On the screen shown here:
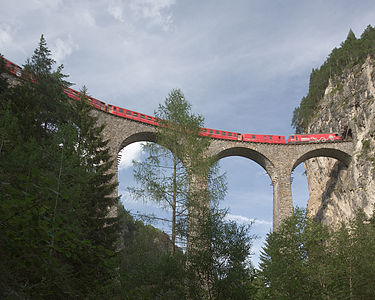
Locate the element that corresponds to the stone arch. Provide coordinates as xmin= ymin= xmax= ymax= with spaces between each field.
xmin=291 ymin=147 xmax=352 ymax=172
xmin=118 ymin=131 xmax=157 ymax=153
xmin=213 ymin=146 xmax=276 ymax=180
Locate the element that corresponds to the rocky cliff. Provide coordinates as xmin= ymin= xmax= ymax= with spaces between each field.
xmin=305 ymin=56 xmax=375 ymax=226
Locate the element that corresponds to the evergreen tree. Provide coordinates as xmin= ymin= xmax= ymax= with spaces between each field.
xmin=0 ymin=36 xmax=119 ymax=298
xmin=257 ymin=208 xmax=375 ymax=299
xmin=292 ymin=25 xmax=375 ymax=133
xmin=259 ymin=208 xmax=311 ymax=299
xmin=186 ymin=205 xmax=256 ymax=299
xmin=328 ymin=210 xmax=375 ymax=299
xmin=119 ymin=204 xmax=186 ymax=299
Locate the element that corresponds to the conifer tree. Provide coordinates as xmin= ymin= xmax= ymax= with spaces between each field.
xmin=258 ymin=208 xmax=311 ymax=299
xmin=292 ymin=25 xmax=375 ymax=133
xmin=0 ymin=36 xmax=119 ymax=298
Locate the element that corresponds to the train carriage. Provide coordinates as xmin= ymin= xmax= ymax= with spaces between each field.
xmin=287 ymin=133 xmax=342 ymax=143
xmin=2 ymin=56 xmax=345 ymax=146
xmin=242 ymin=134 xmax=286 ymax=144
xmin=200 ymin=128 xmax=242 ymax=141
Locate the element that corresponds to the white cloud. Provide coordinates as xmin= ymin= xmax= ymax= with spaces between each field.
xmin=52 ymin=35 xmax=78 ymax=63
xmin=0 ymin=24 xmax=12 ymax=49
xmin=81 ymin=10 xmax=96 ymax=27
xmin=129 ymin=0 xmax=176 ymax=31
xmin=32 ymin=0 xmax=62 ymax=10
xmin=107 ymin=0 xmax=125 ymax=22
xmin=226 ymin=213 xmax=272 ymax=226
xmin=118 ymin=142 xmax=145 ymax=171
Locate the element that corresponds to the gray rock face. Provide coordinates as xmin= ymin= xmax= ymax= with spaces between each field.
xmin=305 ymin=56 xmax=375 ymax=226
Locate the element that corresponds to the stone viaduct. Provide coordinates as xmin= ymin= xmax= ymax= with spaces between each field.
xmin=1 ymin=61 xmax=354 ymax=229
xmin=94 ymin=110 xmax=354 ymax=230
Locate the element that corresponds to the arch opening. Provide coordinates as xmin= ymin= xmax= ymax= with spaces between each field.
xmin=215 ymin=154 xmax=274 ymax=267
xmin=118 ymin=139 xmax=189 ymax=250
xmin=291 ymin=163 xmax=310 ymax=210
xmin=291 ymin=148 xmax=351 ymax=172
xmin=214 ymin=147 xmax=275 ymax=180
xmin=118 ymin=131 xmax=157 ymax=153
xmin=291 ymin=153 xmax=349 ymax=221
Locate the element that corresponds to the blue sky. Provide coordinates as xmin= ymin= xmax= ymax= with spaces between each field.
xmin=2 ymin=0 xmax=375 ymax=266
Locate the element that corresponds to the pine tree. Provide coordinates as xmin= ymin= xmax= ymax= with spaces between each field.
xmin=0 ymin=36 xmax=120 ymax=298
xmin=291 ymin=25 xmax=375 ymax=133
xmin=258 ymin=208 xmax=311 ymax=299
xmin=186 ymin=205 xmax=255 ymax=299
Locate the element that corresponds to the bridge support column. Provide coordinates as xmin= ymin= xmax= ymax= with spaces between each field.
xmin=272 ymin=171 xmax=293 ymax=231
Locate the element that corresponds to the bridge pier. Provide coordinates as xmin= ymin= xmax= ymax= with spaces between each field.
xmin=272 ymin=170 xmax=293 ymax=230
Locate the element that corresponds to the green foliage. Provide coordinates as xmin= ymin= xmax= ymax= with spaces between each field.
xmin=128 ymin=89 xmax=224 ymax=254
xmin=126 ymin=89 xmax=254 ymax=298
xmin=0 ymin=36 xmax=119 ymax=298
xmin=119 ymin=205 xmax=186 ymax=299
xmin=258 ymin=208 xmax=311 ymax=299
xmin=186 ymin=206 xmax=256 ymax=299
xmin=361 ymin=138 xmax=370 ymax=153
xmin=292 ymin=25 xmax=375 ymax=133
xmin=257 ymin=208 xmax=375 ymax=299
xmin=330 ymin=83 xmax=344 ymax=95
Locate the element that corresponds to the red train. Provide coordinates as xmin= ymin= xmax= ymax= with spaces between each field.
xmin=287 ymin=133 xmax=342 ymax=143
xmin=2 ymin=57 xmax=344 ymax=145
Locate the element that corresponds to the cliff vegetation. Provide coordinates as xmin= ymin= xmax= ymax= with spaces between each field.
xmin=292 ymin=25 xmax=375 ymax=133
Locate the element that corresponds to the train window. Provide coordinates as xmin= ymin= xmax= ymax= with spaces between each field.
xmin=228 ymin=132 xmax=232 ymax=136
xmin=221 ymin=132 xmax=226 ymax=136
xmin=252 ymin=135 xmax=255 ymax=139
xmin=215 ymin=131 xmax=219 ymax=134
xmin=119 ymin=108 xmax=124 ymax=113
xmin=209 ymin=130 xmax=213 ymax=134
xmin=126 ymin=111 xmax=131 ymax=115
xmin=264 ymin=136 xmax=267 ymax=139
xmin=278 ymin=136 xmax=281 ymax=139
xmin=147 ymin=116 xmax=152 ymax=120
xmin=141 ymin=115 xmax=145 ymax=119
xmin=269 ymin=136 xmax=272 ymax=139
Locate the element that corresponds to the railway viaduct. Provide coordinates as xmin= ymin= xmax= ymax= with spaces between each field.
xmin=93 ymin=109 xmax=354 ymax=230
xmin=1 ymin=62 xmax=354 ymax=229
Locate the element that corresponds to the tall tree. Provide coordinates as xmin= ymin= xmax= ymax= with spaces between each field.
xmin=258 ymin=208 xmax=311 ymax=299
xmin=128 ymin=89 xmax=213 ymax=254
xmin=0 ymin=36 xmax=119 ymax=298
xmin=186 ymin=205 xmax=256 ymax=299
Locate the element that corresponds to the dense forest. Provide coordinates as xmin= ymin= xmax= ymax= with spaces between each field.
xmin=0 ymin=36 xmax=120 ymax=298
xmin=292 ymin=25 xmax=375 ymax=133
xmin=1 ymin=34 xmax=375 ymax=299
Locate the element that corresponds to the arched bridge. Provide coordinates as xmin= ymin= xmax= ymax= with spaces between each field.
xmin=94 ymin=110 xmax=354 ymax=230
xmin=1 ymin=56 xmax=355 ymax=230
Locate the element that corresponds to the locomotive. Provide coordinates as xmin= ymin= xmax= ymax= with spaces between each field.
xmin=2 ymin=57 xmax=344 ymax=144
